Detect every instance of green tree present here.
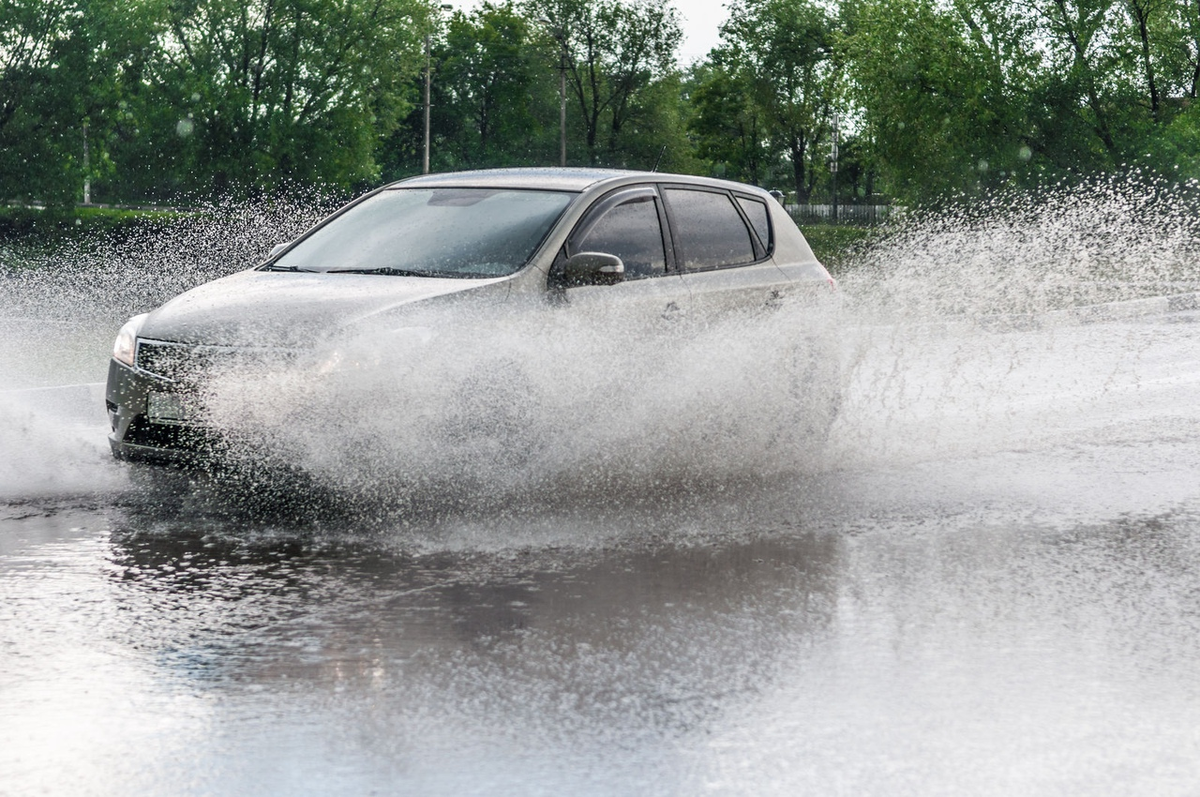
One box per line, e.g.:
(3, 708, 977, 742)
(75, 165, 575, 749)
(844, 0, 1046, 201)
(382, 2, 561, 177)
(687, 59, 774, 185)
(529, 0, 683, 166)
(1035, 0, 1127, 156)
(0, 0, 78, 202)
(0, 0, 157, 205)
(717, 0, 838, 202)
(435, 3, 555, 169)
(118, 0, 430, 197)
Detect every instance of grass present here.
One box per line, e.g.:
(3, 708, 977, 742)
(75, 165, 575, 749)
(798, 224, 879, 274)
(0, 205, 187, 244)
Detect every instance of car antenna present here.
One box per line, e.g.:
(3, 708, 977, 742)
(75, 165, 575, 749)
(651, 145, 667, 172)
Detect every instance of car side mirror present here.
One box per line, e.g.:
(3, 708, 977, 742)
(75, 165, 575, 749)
(268, 243, 288, 258)
(563, 251, 625, 287)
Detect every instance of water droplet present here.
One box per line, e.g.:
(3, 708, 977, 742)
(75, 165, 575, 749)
(1018, 145, 1032, 162)
(176, 119, 194, 137)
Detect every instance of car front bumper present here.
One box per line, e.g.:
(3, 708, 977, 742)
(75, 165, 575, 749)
(106, 358, 219, 464)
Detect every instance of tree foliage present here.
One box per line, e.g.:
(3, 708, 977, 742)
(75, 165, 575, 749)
(0, 0, 158, 205)
(717, 0, 838, 201)
(438, 3, 549, 168)
(5, 0, 1200, 210)
(843, 0, 1040, 199)
(131, 0, 428, 196)
(687, 60, 772, 186)
(843, 0, 1200, 201)
(529, 0, 682, 166)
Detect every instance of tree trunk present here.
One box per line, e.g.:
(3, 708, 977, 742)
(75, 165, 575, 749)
(790, 134, 808, 203)
(1130, 0, 1159, 120)
(1051, 0, 1116, 153)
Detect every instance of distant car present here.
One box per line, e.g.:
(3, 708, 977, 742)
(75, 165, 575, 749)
(106, 168, 838, 463)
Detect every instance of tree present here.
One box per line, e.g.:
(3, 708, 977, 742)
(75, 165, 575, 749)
(0, 0, 158, 204)
(687, 59, 774, 185)
(717, 0, 838, 202)
(1036, 0, 1127, 154)
(843, 0, 1049, 200)
(0, 0, 75, 202)
(117, 0, 430, 197)
(434, 3, 555, 169)
(528, 0, 682, 166)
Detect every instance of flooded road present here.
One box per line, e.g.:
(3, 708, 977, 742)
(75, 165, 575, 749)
(4, 187, 1200, 795)
(5, 309, 1200, 796)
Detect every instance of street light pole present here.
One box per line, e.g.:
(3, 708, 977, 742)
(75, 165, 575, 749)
(82, 120, 91, 205)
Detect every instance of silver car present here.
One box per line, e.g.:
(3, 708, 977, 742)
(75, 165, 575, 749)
(106, 168, 838, 463)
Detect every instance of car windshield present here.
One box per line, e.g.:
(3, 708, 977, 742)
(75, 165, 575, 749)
(273, 187, 575, 278)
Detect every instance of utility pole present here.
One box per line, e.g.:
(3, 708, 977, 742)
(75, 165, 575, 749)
(82, 121, 91, 205)
(558, 44, 566, 167)
(539, 18, 568, 167)
(423, 31, 432, 174)
(829, 110, 839, 224)
(423, 5, 454, 175)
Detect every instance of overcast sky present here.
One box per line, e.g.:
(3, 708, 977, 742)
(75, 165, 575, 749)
(442, 0, 731, 64)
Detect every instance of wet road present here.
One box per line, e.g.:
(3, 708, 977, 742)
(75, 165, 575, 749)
(4, 300, 1200, 795)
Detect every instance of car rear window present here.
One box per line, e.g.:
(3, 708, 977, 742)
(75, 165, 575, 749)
(663, 188, 756, 269)
(737, 196, 772, 251)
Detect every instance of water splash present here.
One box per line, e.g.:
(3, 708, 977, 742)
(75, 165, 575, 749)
(0, 190, 338, 499)
(190, 294, 843, 518)
(827, 174, 1200, 469)
(0, 188, 341, 328)
(841, 173, 1200, 321)
(1, 176, 1198, 520)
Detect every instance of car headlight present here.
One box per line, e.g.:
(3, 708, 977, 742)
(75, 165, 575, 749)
(112, 313, 149, 367)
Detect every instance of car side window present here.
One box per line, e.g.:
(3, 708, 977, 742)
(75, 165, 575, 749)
(663, 188, 756, 269)
(573, 195, 667, 280)
(737, 196, 772, 252)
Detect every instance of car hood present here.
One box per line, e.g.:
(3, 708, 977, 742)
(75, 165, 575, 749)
(138, 269, 510, 347)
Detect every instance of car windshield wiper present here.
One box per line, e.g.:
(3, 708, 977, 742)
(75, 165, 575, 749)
(262, 264, 322, 272)
(324, 267, 451, 278)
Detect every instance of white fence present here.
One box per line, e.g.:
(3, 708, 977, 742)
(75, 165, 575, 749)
(786, 204, 897, 225)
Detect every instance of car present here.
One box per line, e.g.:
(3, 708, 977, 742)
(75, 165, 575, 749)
(105, 167, 839, 465)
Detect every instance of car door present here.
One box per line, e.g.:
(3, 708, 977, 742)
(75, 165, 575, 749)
(660, 185, 790, 318)
(549, 185, 687, 325)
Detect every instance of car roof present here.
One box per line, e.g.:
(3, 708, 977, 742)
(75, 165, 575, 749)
(390, 167, 640, 192)
(387, 167, 767, 195)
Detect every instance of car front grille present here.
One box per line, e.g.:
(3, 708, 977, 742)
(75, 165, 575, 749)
(135, 339, 292, 383)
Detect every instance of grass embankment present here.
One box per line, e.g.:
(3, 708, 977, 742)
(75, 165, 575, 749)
(0, 205, 185, 247)
(798, 224, 878, 275)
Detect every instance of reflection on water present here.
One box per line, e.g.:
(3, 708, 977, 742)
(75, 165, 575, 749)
(105, 501, 839, 697)
(1, 490, 844, 795)
(4, 475, 1200, 794)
